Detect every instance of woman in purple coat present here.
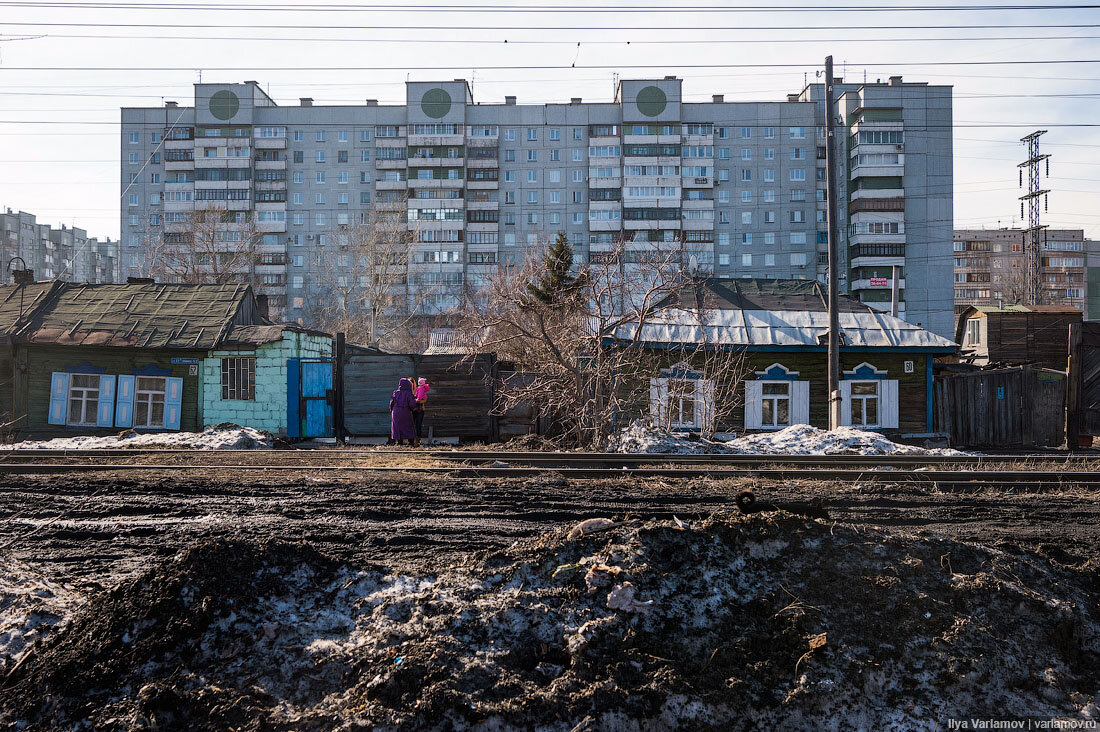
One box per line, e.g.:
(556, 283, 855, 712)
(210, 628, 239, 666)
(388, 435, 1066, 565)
(389, 378, 417, 445)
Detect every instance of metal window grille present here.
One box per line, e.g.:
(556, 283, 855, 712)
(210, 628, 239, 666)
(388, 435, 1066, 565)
(222, 357, 256, 400)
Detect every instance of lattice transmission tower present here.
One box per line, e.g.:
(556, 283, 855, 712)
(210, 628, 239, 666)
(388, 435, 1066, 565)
(1019, 130, 1050, 306)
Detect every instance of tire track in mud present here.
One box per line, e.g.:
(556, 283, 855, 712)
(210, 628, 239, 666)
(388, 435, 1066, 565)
(0, 471, 1097, 588)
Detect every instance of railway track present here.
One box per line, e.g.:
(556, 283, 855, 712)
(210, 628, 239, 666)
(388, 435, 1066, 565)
(0, 460, 1094, 490)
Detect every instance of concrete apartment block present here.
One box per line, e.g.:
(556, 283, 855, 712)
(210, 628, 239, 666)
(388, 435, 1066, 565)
(954, 228, 1100, 318)
(121, 75, 954, 338)
(0, 209, 119, 283)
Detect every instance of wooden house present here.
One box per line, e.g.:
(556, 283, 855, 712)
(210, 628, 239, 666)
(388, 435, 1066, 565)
(606, 278, 958, 435)
(955, 305, 1081, 369)
(0, 278, 332, 439)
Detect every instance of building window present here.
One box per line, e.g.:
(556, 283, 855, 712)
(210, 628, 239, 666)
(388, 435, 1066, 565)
(67, 374, 100, 426)
(966, 319, 981, 346)
(849, 382, 879, 427)
(761, 382, 791, 428)
(221, 357, 256, 400)
(134, 376, 167, 429)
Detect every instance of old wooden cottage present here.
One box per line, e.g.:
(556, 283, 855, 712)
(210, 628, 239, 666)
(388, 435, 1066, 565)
(607, 278, 958, 435)
(955, 305, 1081, 369)
(0, 278, 332, 438)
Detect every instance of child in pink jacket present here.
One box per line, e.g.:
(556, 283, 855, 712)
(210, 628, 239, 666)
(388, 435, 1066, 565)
(413, 378, 430, 445)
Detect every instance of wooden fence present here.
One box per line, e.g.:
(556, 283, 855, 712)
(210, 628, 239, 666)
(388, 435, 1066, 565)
(935, 366, 1066, 448)
(341, 346, 499, 441)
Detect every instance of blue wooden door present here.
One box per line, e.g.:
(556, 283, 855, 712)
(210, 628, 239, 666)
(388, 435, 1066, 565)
(288, 359, 334, 438)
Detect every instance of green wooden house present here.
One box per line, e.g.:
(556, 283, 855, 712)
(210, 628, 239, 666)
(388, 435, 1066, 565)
(606, 278, 958, 435)
(0, 278, 330, 439)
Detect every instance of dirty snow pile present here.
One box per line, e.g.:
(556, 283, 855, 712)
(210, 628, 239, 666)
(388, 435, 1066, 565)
(8, 424, 274, 451)
(3, 515, 1098, 731)
(604, 420, 714, 454)
(0, 556, 81, 673)
(608, 421, 970, 456)
(723, 423, 971, 456)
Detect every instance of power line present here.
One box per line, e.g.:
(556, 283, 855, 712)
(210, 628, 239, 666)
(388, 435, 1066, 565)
(2, 2, 1097, 11)
(7, 59, 1100, 71)
(8, 32, 1100, 44)
(5, 21, 1100, 31)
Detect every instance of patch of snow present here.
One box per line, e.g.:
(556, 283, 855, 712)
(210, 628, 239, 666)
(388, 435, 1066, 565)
(723, 424, 971, 456)
(0, 556, 81, 665)
(7, 425, 274, 451)
(607, 421, 971, 456)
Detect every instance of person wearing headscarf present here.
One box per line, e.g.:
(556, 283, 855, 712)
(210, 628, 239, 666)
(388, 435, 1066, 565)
(389, 378, 417, 446)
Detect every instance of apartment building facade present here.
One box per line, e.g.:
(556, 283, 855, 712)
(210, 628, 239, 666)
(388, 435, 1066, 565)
(953, 228, 1100, 318)
(0, 209, 119, 284)
(119, 76, 953, 337)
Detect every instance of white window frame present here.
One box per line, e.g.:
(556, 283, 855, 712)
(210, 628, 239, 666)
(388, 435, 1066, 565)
(67, 373, 101, 426)
(134, 376, 167, 429)
(848, 380, 881, 428)
(966, 318, 981, 346)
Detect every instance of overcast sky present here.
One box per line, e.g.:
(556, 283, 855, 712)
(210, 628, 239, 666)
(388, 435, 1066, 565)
(1, 0, 1098, 242)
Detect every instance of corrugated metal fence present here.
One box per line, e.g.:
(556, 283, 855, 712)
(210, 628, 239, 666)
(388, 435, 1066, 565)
(342, 347, 499, 440)
(935, 366, 1066, 448)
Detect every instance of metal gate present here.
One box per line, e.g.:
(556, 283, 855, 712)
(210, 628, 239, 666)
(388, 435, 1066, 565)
(288, 358, 334, 438)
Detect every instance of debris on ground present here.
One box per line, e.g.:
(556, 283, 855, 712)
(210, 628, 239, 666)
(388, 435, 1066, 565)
(608, 421, 972, 456)
(2, 513, 1096, 730)
(6, 424, 275, 451)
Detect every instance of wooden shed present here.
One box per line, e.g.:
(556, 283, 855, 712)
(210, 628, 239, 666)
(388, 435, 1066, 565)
(955, 305, 1081, 369)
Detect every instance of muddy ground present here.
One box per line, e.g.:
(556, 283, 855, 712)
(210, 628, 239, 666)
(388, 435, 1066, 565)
(1, 469, 1098, 589)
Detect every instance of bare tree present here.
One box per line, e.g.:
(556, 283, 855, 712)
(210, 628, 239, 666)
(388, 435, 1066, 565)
(145, 207, 261, 286)
(454, 235, 749, 447)
(304, 209, 429, 348)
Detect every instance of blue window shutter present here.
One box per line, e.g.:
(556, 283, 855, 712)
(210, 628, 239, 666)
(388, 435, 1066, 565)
(115, 375, 135, 428)
(164, 377, 183, 430)
(48, 372, 69, 426)
(96, 375, 117, 427)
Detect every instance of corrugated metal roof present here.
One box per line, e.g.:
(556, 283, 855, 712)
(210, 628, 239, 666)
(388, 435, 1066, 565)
(610, 278, 957, 349)
(14, 282, 254, 350)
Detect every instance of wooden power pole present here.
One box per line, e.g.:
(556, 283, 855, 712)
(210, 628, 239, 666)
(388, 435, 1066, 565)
(825, 56, 842, 429)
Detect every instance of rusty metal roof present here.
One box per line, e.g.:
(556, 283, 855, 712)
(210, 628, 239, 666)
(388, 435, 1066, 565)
(11, 282, 257, 350)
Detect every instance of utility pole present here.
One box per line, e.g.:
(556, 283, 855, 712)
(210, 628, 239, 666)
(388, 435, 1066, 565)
(890, 264, 900, 318)
(824, 56, 842, 429)
(1019, 130, 1050, 306)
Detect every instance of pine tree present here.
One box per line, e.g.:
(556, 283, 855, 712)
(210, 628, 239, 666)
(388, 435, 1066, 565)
(525, 232, 587, 307)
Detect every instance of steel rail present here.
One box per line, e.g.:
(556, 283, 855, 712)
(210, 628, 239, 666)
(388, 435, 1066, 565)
(0, 448, 1093, 466)
(0, 463, 1095, 485)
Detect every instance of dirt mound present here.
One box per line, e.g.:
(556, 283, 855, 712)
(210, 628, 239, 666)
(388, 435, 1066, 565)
(3, 516, 1099, 730)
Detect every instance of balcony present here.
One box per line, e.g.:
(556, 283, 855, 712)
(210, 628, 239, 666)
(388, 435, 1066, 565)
(376, 179, 408, 191)
(407, 156, 465, 167)
(407, 133, 464, 146)
(682, 176, 714, 188)
(851, 277, 905, 291)
(849, 197, 904, 215)
(850, 243, 905, 268)
(254, 137, 287, 150)
(466, 135, 499, 147)
(375, 159, 407, 170)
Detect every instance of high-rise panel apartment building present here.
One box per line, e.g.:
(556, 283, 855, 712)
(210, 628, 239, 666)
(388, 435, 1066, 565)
(120, 76, 953, 337)
(953, 228, 1100, 317)
(0, 209, 119, 283)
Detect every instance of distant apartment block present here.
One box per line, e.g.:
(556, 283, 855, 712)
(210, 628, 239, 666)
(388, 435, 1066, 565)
(120, 75, 953, 337)
(0, 209, 119, 284)
(953, 228, 1100, 318)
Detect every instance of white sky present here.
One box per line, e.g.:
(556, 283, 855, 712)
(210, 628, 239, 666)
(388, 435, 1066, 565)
(0, 0, 1098, 242)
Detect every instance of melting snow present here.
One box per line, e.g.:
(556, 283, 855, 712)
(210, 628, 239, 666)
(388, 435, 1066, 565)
(7, 425, 274, 451)
(608, 421, 970, 456)
(0, 556, 81, 666)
